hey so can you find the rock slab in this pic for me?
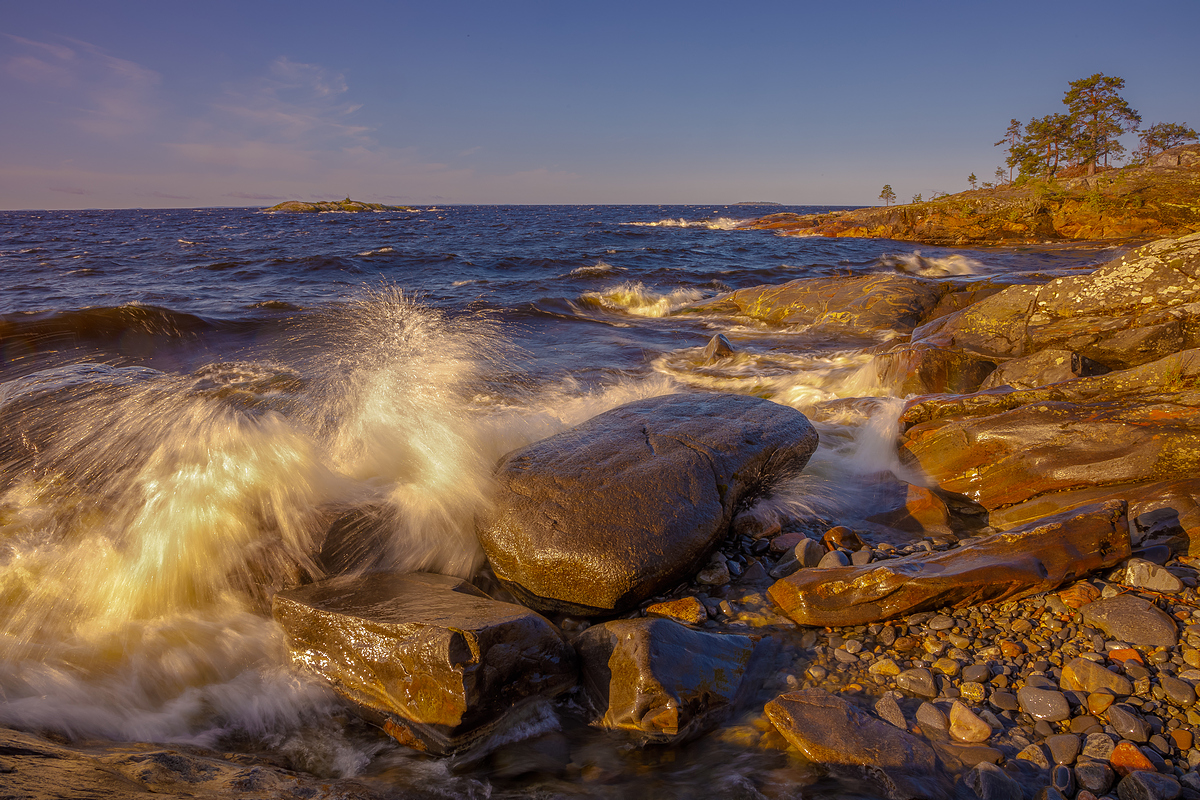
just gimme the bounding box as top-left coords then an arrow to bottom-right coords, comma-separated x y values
768,501 -> 1130,627
480,393 -> 818,614
272,572 -> 577,754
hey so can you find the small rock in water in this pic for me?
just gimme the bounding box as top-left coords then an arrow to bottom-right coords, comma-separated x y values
962,761 -> 1023,800
950,701 -> 992,743
821,526 -> 863,551
817,549 -> 850,569
1075,759 -> 1116,794
1061,657 -> 1134,695
1159,674 -> 1197,707
1018,743 -> 1051,769
1018,686 -> 1072,721
1109,741 -> 1156,776
645,597 -> 708,625
1080,594 -> 1178,648
1115,770 -> 1182,800
897,668 -> 939,699
916,701 -> 949,734
1106,704 -> 1151,743
796,538 -> 824,567
697,556 -> 731,586
1045,733 -> 1082,765
701,333 -> 736,364
1081,732 -> 1117,761
875,692 -> 907,729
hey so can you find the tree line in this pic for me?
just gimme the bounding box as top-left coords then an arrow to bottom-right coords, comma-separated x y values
995,73 -> 1197,182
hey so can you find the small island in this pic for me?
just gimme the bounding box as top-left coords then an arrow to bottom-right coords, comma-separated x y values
733,201 -> 782,206
264,198 -> 416,213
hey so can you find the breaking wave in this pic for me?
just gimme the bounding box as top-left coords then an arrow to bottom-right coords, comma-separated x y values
578,281 -> 706,317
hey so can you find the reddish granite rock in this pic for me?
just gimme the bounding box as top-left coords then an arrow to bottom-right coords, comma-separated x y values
768,501 -> 1130,627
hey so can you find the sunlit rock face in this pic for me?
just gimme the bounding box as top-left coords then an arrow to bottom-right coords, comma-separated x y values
768,501 -> 1131,627
272,572 -> 577,755
477,393 -> 819,615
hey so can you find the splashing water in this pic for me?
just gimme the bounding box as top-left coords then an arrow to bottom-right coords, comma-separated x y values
578,281 -> 706,317
621,217 -> 745,230
882,250 -> 983,276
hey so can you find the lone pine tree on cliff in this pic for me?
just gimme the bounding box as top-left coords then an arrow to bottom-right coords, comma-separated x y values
1063,72 -> 1141,175
879,184 -> 896,206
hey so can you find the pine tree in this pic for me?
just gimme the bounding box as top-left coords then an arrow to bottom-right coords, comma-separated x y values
1137,122 -> 1199,160
968,173 -> 977,189
1063,73 -> 1140,175
994,119 -> 1024,182
1018,113 -> 1073,178
879,185 -> 896,206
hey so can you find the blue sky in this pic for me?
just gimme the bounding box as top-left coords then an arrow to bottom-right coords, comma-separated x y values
2,0 -> 1198,208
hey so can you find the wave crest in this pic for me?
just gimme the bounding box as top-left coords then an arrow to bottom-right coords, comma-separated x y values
578,282 -> 705,317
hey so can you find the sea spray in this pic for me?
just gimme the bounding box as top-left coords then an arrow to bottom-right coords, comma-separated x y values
578,281 -> 706,318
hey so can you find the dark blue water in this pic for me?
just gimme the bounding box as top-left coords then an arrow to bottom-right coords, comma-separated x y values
0,205 -> 1119,799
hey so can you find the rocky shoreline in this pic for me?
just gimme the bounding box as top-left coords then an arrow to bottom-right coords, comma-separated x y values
744,144 -> 1200,246
8,233 -> 1200,799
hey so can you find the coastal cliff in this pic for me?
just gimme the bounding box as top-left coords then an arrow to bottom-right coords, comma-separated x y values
749,143 -> 1200,245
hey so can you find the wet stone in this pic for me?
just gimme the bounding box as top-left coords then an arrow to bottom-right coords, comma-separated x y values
929,614 -> 955,631
875,692 -> 907,729
963,761 -> 1024,800
1046,733 -> 1082,765
916,701 -> 949,734
645,597 -> 708,625
960,681 -> 987,704
796,538 -> 825,568
1160,675 -> 1197,707
1081,595 -> 1178,649
963,664 -> 992,684
1075,759 -> 1116,794
1108,704 -> 1152,743
1018,686 -> 1072,722
869,658 -> 902,677
1125,558 -> 1186,594
817,549 -> 850,569
1148,733 -> 1171,755
1116,770 -> 1182,800
1083,733 -> 1117,761
1018,743 -> 1051,770
1090,691 -> 1117,715
950,701 -> 992,743
1110,741 -> 1157,776
1052,763 -> 1075,796
897,668 -> 939,699
1062,657 -> 1135,695
991,690 -> 1020,711
1071,715 -> 1104,734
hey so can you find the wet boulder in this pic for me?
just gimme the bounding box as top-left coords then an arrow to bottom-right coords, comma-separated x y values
766,689 -> 951,800
1079,594 -> 1178,648
900,354 -> 1200,511
479,393 -> 818,615
979,349 -> 1110,391
914,232 -> 1200,369
873,342 -> 998,396
768,501 -> 1130,627
574,617 -> 771,743
272,572 -> 577,755
677,273 -> 947,335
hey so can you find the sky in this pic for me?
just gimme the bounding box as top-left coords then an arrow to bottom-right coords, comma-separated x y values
2,0 -> 1198,208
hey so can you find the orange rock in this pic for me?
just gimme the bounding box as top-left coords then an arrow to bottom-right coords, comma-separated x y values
822,526 -> 862,551
1087,691 -> 1116,715
1060,582 -> 1101,609
1109,740 -> 1155,776
645,597 -> 708,625
1171,728 -> 1194,750
1107,648 -> 1143,665
1000,641 -> 1025,657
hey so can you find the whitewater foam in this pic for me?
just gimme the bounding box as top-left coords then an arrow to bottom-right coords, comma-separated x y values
578,281 -> 706,317
883,251 -> 983,276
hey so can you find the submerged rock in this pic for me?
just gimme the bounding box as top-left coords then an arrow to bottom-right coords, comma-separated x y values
765,689 -> 951,800
479,393 -> 818,615
701,332 -> 736,363
767,501 -> 1130,627
272,572 -> 577,755
574,618 -> 770,743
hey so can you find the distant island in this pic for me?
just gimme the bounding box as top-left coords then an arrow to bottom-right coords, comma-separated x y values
733,201 -> 782,206
264,198 -> 416,213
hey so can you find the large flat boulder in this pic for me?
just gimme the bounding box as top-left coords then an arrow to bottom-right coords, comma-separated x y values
914,232 -> 1200,369
478,393 -> 818,614
767,501 -> 1130,627
901,390 -> 1200,511
574,618 -> 771,743
766,689 -> 951,800
677,274 -> 946,335
272,572 -> 577,755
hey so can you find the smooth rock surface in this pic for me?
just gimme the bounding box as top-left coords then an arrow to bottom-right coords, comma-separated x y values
272,572 -> 577,754
1061,657 -> 1135,695
480,393 -> 818,614
1080,595 -> 1178,648
574,618 -> 768,743
766,689 -> 951,800
768,501 -> 1130,626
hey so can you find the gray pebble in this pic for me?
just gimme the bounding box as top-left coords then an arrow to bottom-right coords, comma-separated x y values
897,668 -> 938,699
1107,704 -> 1151,743
817,549 -> 849,569
1115,769 -> 1182,800
963,664 -> 991,684
1082,732 -> 1117,760
1074,759 -> 1115,794
874,692 -> 906,729
1160,674 -> 1197,708
916,701 -> 949,733
1018,686 -> 1072,722
1045,733 -> 1081,765
963,761 -> 1023,800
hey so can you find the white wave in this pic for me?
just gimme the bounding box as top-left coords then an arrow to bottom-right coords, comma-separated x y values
177,239 -> 196,245
568,259 -> 621,277
621,217 -> 745,230
883,251 -> 982,276
578,281 -> 705,317
356,246 -> 396,256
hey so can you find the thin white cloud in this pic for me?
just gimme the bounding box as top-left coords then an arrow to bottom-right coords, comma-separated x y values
4,35 -> 161,137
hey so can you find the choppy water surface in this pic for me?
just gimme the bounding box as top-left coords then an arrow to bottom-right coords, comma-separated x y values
0,205 -> 1119,797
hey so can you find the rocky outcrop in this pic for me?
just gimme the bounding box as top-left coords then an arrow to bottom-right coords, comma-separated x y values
574,618 -> 771,743
677,274 -> 947,335
767,501 -> 1130,627
913,232 -> 1200,370
744,144 -> 1200,245
478,393 -> 818,615
765,689 -> 951,800
272,572 -> 576,755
